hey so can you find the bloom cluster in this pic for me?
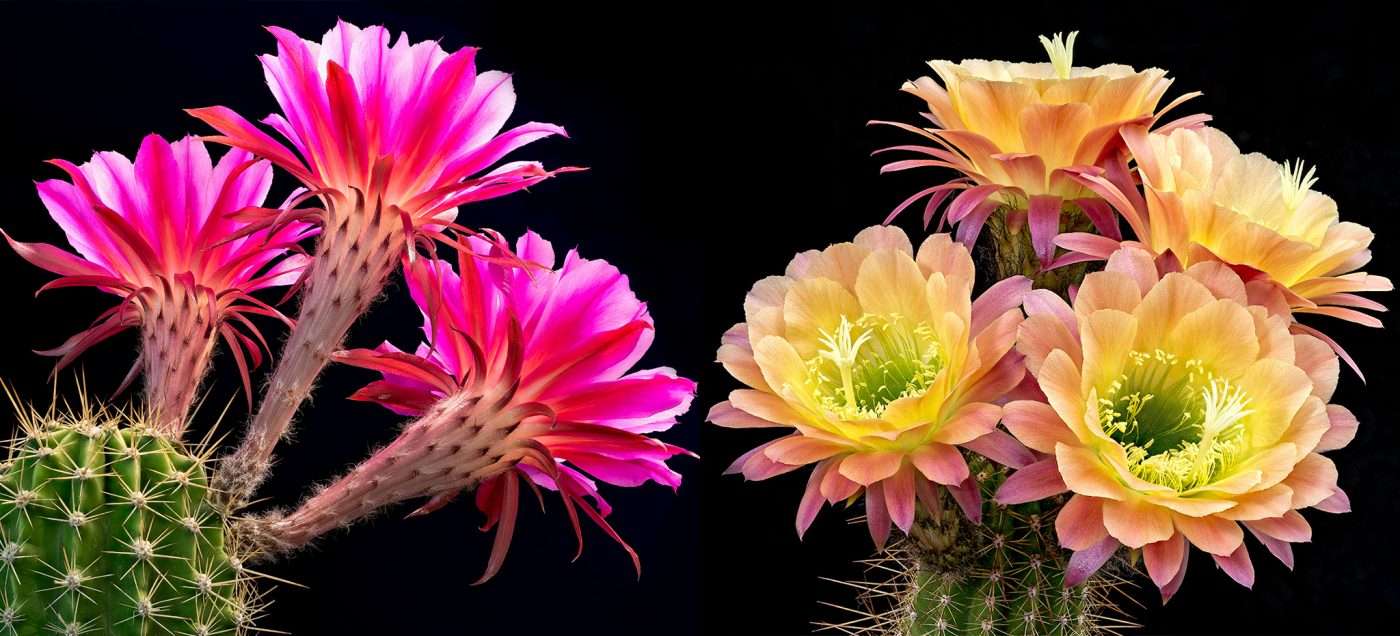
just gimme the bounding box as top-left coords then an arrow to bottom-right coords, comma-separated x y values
6,19 -> 695,588
714,31 -> 1384,606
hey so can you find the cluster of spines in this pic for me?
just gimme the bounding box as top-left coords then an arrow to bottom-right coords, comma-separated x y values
818,464 -> 1133,636
0,397 -> 267,635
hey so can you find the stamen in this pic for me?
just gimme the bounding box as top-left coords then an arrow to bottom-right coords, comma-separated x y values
1038,31 -> 1078,79
1280,159 -> 1319,210
804,313 -> 944,420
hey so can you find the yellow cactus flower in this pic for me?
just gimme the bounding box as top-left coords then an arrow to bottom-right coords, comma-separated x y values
710,226 -> 1035,546
874,32 -> 1205,269
995,246 -> 1356,600
1066,125 -> 1391,374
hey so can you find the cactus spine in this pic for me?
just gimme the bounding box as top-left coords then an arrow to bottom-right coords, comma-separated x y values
821,461 -> 1130,636
0,401 -> 260,635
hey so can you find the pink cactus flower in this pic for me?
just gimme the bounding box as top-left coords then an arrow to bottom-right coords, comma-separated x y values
257,231 -> 695,582
3,134 -> 312,434
187,20 -> 577,498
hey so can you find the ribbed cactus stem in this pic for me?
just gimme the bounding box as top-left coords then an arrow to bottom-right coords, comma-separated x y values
215,193 -> 405,507
0,404 -> 263,635
139,278 -> 219,437
247,377 -> 536,555
820,462 -> 1129,636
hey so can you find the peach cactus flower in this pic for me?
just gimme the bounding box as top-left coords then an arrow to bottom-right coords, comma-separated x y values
995,246 -> 1355,600
711,226 -> 1035,546
875,32 -> 1206,268
1062,125 -> 1391,374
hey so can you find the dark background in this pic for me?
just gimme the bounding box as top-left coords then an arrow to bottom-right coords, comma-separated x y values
1,2 -> 1397,635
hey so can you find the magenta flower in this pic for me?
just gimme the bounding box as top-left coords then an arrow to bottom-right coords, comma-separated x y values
188,20 -> 571,246
3,134 -> 312,433
188,21 -> 576,496
259,231 -> 695,582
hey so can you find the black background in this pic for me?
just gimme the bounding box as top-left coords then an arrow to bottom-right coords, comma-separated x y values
1,2 -> 1397,635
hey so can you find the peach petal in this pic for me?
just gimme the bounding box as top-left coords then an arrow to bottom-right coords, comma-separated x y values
840,451 -> 905,486
1143,533 -> 1187,590
931,402 -> 1001,445
764,435 -> 849,465
1101,497 -> 1174,548
1003,400 -> 1076,454
853,224 -> 915,256
1056,494 -> 1109,551
1245,510 -> 1311,543
820,463 -> 861,503
1040,351 -> 1088,440
1055,443 -> 1127,501
1017,313 -> 1080,375
914,233 -> 975,282
1316,404 -> 1358,452
1293,333 -> 1339,401
708,400 -> 784,429
1284,453 -> 1339,508
1216,484 -> 1294,521
1183,261 -> 1249,304
1075,271 -> 1143,317
1133,273 -> 1217,347
728,389 -> 806,428
1174,514 -> 1244,556
854,248 -> 934,325
1105,245 -> 1160,296
909,444 -> 970,486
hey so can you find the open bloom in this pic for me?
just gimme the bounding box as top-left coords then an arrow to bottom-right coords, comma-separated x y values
995,246 -> 1356,600
3,134 -> 311,433
189,19 -> 571,248
260,231 -> 695,582
710,226 -> 1034,546
875,32 -> 1206,268
191,20 -> 576,499
1063,125 -> 1391,374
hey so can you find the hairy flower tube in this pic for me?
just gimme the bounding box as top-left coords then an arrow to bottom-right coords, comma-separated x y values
874,32 -> 1207,269
2,134 -> 311,434
1062,125 -> 1390,375
188,20 -> 575,500
710,226 -> 1036,547
994,246 -> 1356,601
247,231 -> 695,582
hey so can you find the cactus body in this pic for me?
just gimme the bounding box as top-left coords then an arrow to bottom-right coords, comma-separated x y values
0,412 -> 252,635
822,462 -> 1127,636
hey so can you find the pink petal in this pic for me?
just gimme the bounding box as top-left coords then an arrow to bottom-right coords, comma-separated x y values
961,429 -> 1035,469
908,444 -> 969,486
1212,543 -> 1255,589
994,457 -> 1067,504
796,461 -> 831,539
883,465 -> 917,534
865,481 -> 892,549
970,276 -> 1032,337
1143,534 -> 1186,591
946,475 -> 983,524
1056,494 -> 1108,551
1064,535 -> 1119,587
839,451 -> 905,486
1027,194 -> 1062,267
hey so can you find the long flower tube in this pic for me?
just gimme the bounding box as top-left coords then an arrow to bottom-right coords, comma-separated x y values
710,226 -> 1035,547
873,32 -> 1209,274
188,21 -> 577,502
995,246 -> 1355,601
244,232 -> 695,582
2,134 -> 311,435
1054,125 -> 1391,376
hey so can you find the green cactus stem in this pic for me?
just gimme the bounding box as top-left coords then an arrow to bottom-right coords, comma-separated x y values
0,399 -> 263,636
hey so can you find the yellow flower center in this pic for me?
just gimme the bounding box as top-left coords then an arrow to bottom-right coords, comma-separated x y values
1038,31 -> 1079,80
805,314 -> 944,420
1097,349 -> 1253,491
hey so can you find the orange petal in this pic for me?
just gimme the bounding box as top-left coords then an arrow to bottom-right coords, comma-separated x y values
839,451 -> 905,486
1174,513 -> 1243,556
1101,496 -> 1174,548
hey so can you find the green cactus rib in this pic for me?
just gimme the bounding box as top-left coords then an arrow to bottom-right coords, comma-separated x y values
0,413 -> 254,636
820,462 -> 1132,636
